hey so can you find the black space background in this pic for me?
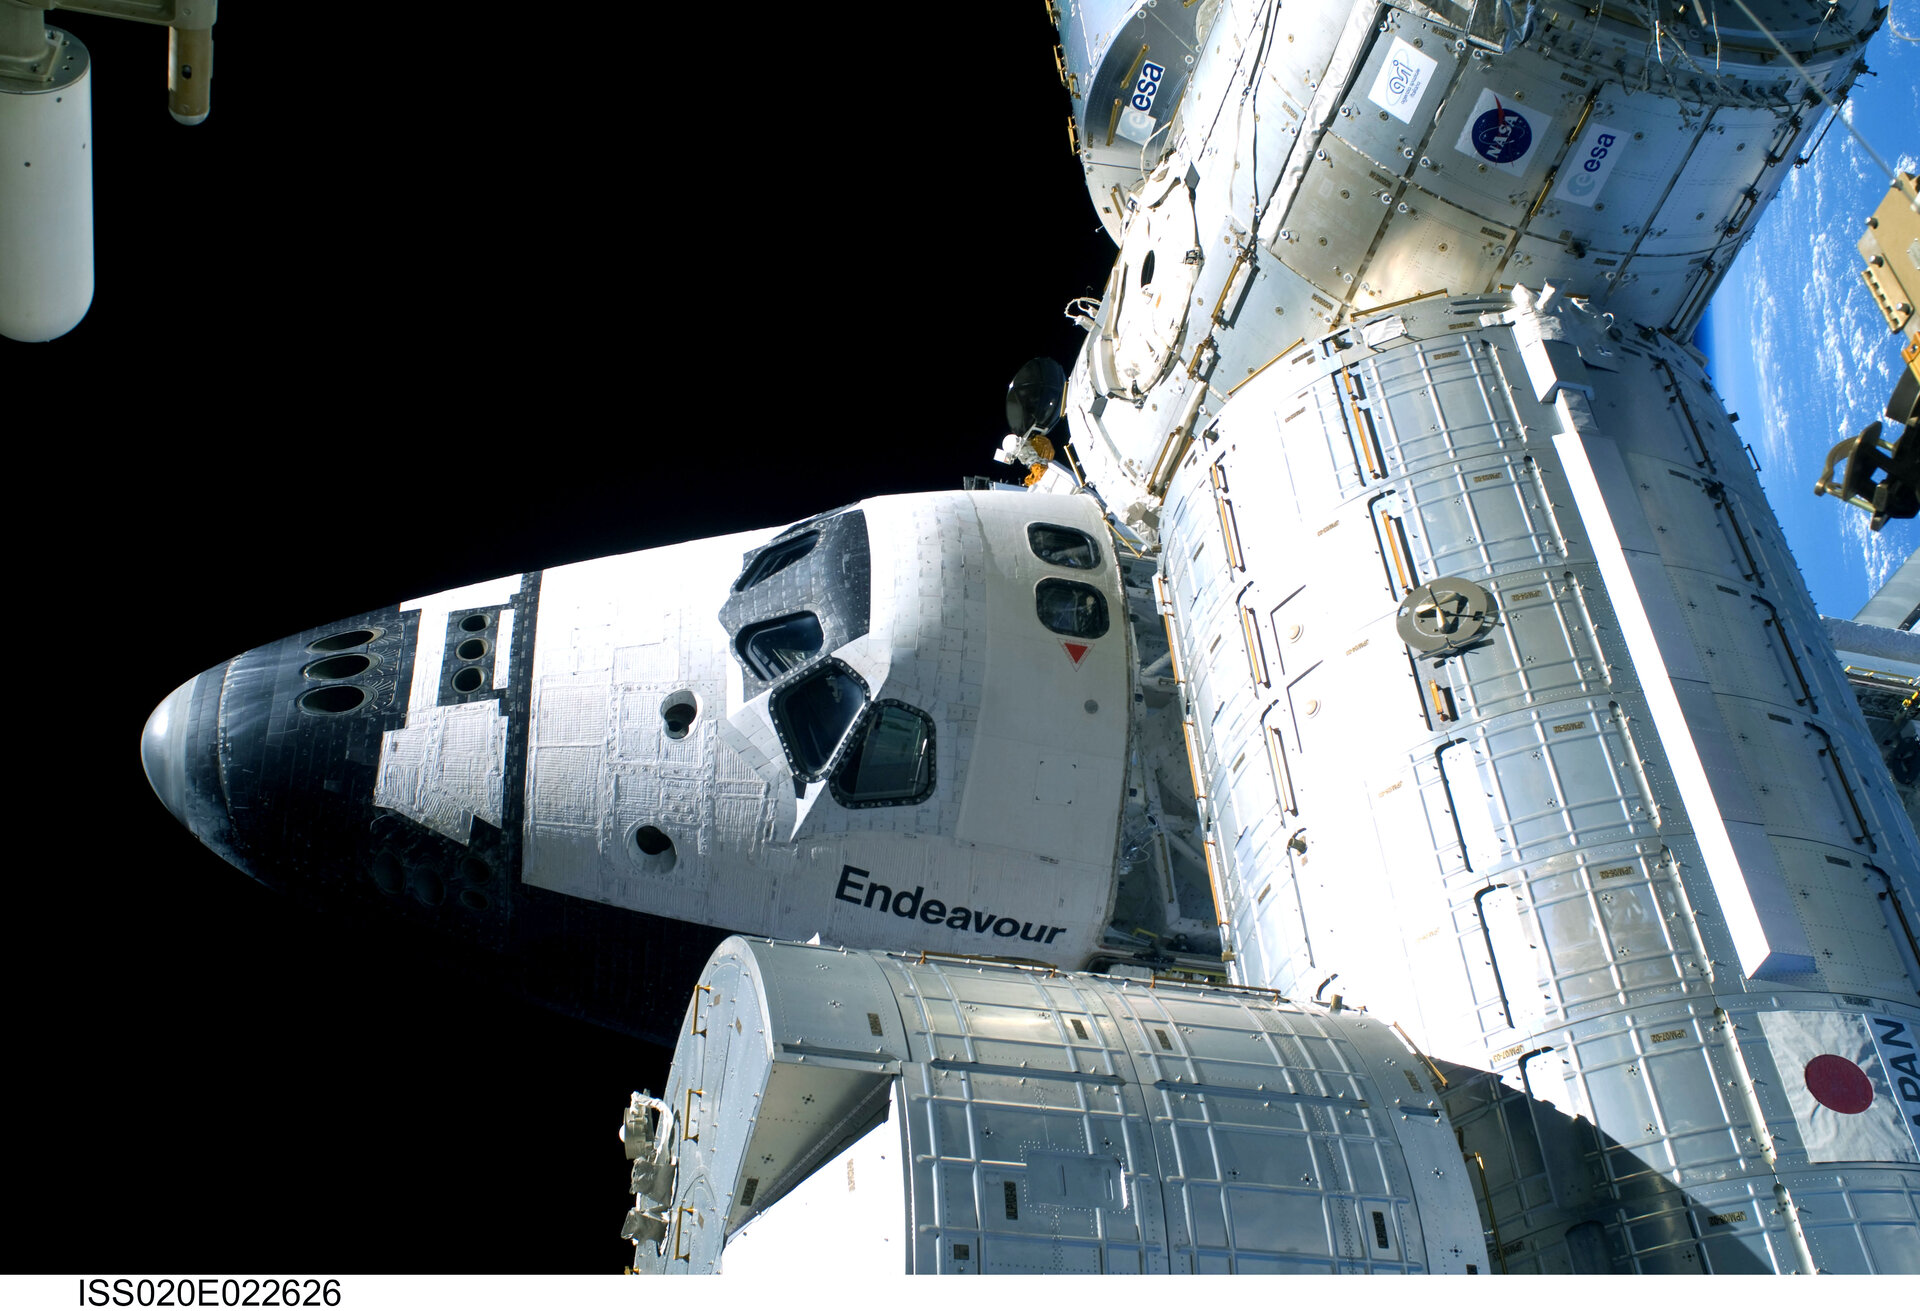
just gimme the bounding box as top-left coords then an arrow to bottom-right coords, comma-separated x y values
5,6 -> 1117,1274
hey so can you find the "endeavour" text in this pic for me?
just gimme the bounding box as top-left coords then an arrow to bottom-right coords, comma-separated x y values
835,865 -> 1066,944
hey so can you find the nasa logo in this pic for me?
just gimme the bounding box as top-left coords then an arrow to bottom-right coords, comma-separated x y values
1130,61 -> 1165,114
1455,89 -> 1551,177
1471,97 -> 1532,165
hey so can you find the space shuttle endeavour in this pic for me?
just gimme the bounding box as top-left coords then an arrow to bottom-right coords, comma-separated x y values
138,0 -> 1920,1276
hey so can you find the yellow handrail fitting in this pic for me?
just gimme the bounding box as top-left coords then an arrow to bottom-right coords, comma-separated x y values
1382,511 -> 1413,593
1266,723 -> 1298,817
1216,492 -> 1246,571
1228,336 -> 1307,397
1201,835 -> 1228,927
1391,1020 -> 1450,1089
1241,606 -> 1269,687
1181,718 -> 1208,803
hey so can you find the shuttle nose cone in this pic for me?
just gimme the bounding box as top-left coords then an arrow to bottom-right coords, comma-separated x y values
141,674 -> 201,826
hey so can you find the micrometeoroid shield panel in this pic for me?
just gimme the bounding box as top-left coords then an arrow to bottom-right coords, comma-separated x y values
630,937 -> 1487,1275
0,31 -> 93,343
1054,0 -> 1209,244
1051,1 -> 1888,546
1156,287 -> 1920,1273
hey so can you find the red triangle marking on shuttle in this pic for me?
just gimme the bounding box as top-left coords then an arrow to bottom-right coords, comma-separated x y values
1063,641 -> 1091,667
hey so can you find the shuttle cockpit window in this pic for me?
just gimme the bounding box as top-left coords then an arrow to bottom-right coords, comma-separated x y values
832,702 -> 935,807
1035,578 -> 1109,639
732,530 -> 819,593
769,660 -> 868,779
737,613 -> 824,681
1028,523 -> 1100,569
719,512 -> 871,696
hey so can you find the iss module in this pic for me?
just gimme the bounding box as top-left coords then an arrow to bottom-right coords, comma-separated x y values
127,0 -> 1920,1276
1131,284 -> 1920,1273
625,0 -> 1920,1273
624,937 -> 1486,1275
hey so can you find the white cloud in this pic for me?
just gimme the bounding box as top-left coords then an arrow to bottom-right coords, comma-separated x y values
1842,510 -> 1916,606
1701,33 -> 1920,614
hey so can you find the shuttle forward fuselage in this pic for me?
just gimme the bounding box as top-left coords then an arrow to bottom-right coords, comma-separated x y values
142,490 -> 1130,1043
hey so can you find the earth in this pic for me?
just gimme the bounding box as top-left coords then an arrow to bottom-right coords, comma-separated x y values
1698,14 -> 1920,619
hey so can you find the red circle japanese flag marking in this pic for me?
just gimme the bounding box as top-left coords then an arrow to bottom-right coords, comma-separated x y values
1759,1010 -> 1919,1164
1805,1053 -> 1874,1114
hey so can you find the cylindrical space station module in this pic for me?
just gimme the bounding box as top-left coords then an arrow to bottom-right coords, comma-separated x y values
1154,282 -> 1920,1273
625,936 -> 1487,1274
1051,0 -> 1891,527
1024,0 -> 1920,1275
620,0 -> 1920,1276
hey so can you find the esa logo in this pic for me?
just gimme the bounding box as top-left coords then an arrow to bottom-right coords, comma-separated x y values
1562,132 -> 1617,198
1115,60 -> 1167,145
1553,119 -> 1624,207
1131,60 -> 1166,113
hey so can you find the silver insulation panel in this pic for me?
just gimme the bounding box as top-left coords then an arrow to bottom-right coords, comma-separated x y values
1055,0 -> 1887,539
628,937 -> 1487,1274
1154,286 -> 1920,1272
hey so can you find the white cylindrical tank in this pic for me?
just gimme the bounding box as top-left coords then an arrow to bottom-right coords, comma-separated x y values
626,936 -> 1488,1274
0,29 -> 93,343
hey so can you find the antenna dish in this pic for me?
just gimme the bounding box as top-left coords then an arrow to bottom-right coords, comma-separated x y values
1006,357 -> 1068,439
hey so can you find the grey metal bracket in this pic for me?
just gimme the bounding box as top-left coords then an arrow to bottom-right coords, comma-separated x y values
1396,576 -> 1496,657
3,0 -> 216,122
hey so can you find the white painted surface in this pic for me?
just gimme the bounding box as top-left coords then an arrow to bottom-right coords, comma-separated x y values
719,1115 -> 906,1276
373,699 -> 506,842
492,607 -> 514,689
1365,37 -> 1435,124
1550,419 -> 1813,980
1758,1009 -> 1920,1165
372,573 -> 522,843
0,47 -> 92,343
649,938 -> 1487,1275
517,493 -> 1123,967
522,532 -> 757,924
